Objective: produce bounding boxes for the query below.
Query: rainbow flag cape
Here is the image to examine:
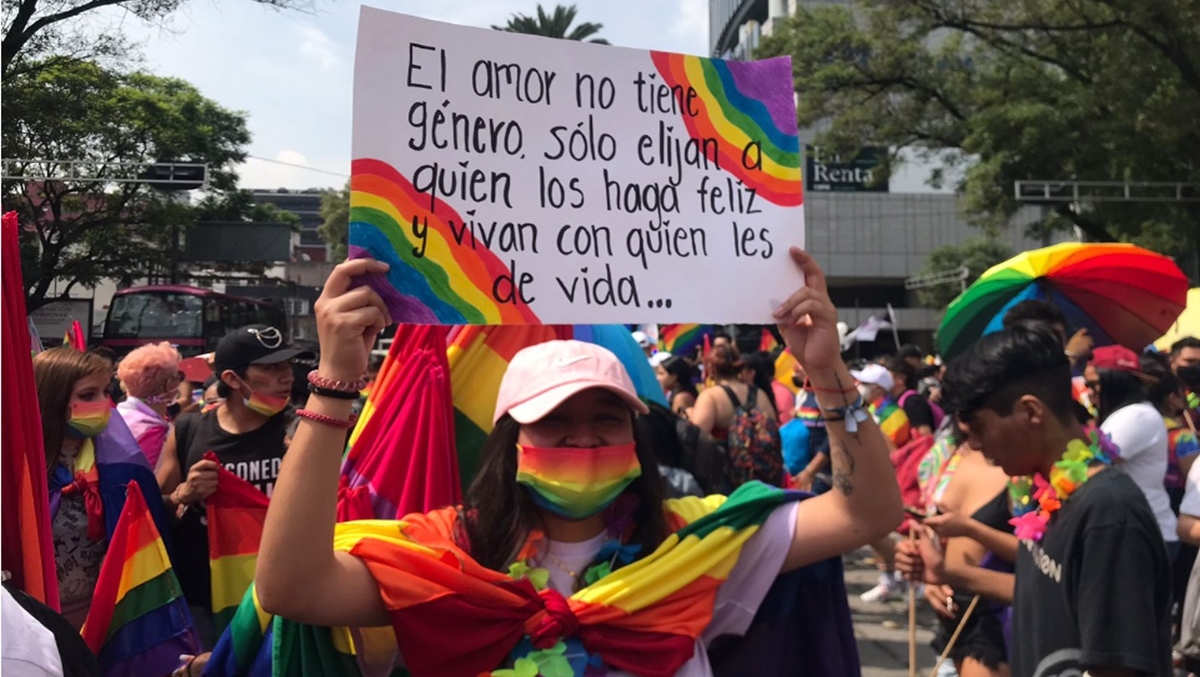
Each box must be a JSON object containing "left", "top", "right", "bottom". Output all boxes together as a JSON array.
[
  {"left": 207, "top": 455, "right": 269, "bottom": 634},
  {"left": 82, "top": 481, "right": 198, "bottom": 676},
  {"left": 658, "top": 324, "right": 711, "bottom": 358},
  {"left": 332, "top": 482, "right": 801, "bottom": 677},
  {"left": 871, "top": 396, "right": 911, "bottom": 448},
  {"left": 1, "top": 212, "right": 58, "bottom": 607}
]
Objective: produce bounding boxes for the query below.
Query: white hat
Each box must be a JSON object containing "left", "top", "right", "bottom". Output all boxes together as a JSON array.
[
  {"left": 631, "top": 331, "right": 652, "bottom": 348},
  {"left": 850, "top": 363, "right": 894, "bottom": 390},
  {"left": 649, "top": 351, "right": 673, "bottom": 368}
]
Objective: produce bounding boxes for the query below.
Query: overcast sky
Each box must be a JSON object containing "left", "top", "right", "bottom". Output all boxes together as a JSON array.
[{"left": 104, "top": 0, "right": 943, "bottom": 192}]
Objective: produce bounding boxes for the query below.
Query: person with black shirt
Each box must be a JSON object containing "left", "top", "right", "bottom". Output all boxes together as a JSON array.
[
  {"left": 156, "top": 325, "right": 313, "bottom": 654},
  {"left": 935, "top": 322, "right": 1171, "bottom": 677}
]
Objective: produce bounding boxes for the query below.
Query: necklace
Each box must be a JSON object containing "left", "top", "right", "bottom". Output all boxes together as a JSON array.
[
  {"left": 1008, "top": 426, "right": 1117, "bottom": 541},
  {"left": 539, "top": 552, "right": 579, "bottom": 582}
]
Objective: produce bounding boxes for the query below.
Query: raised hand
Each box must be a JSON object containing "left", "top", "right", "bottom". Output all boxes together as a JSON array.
[
  {"left": 312, "top": 259, "right": 393, "bottom": 382},
  {"left": 772, "top": 248, "right": 840, "bottom": 374}
]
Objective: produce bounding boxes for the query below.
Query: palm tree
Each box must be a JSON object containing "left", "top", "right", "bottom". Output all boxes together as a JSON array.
[{"left": 492, "top": 4, "right": 610, "bottom": 44}]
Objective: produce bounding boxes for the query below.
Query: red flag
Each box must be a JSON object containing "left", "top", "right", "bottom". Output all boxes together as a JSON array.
[{"left": 1, "top": 211, "right": 59, "bottom": 607}]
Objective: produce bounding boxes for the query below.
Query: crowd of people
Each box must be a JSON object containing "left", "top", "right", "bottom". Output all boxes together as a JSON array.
[{"left": 6, "top": 248, "right": 1199, "bottom": 677}]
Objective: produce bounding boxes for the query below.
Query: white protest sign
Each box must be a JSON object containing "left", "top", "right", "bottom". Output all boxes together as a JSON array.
[{"left": 350, "top": 7, "right": 804, "bottom": 325}]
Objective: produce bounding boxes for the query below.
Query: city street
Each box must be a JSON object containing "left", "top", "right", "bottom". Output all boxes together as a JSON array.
[{"left": 843, "top": 550, "right": 940, "bottom": 677}]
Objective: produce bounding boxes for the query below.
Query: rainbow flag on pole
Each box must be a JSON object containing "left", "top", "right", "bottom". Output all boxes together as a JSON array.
[
  {"left": 82, "top": 481, "right": 198, "bottom": 676},
  {"left": 207, "top": 454, "right": 269, "bottom": 634},
  {"left": 658, "top": 324, "right": 712, "bottom": 358}
]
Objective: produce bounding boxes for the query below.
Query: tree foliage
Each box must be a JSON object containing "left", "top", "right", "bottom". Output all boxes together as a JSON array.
[
  {"left": 492, "top": 4, "right": 609, "bottom": 44},
  {"left": 1, "top": 59, "right": 268, "bottom": 309},
  {"left": 318, "top": 180, "right": 349, "bottom": 260},
  {"left": 757, "top": 0, "right": 1200, "bottom": 271},
  {"left": 914, "top": 237, "right": 1013, "bottom": 309},
  {"left": 1, "top": 0, "right": 309, "bottom": 76}
]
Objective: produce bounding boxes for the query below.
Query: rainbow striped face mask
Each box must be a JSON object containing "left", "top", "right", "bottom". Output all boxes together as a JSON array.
[
  {"left": 66, "top": 400, "right": 111, "bottom": 438},
  {"left": 244, "top": 390, "right": 289, "bottom": 418},
  {"left": 515, "top": 443, "right": 642, "bottom": 519}
]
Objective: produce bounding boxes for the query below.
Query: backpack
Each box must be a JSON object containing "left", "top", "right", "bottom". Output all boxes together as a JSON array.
[
  {"left": 720, "top": 384, "right": 785, "bottom": 488},
  {"left": 899, "top": 390, "right": 946, "bottom": 430},
  {"left": 637, "top": 401, "right": 732, "bottom": 496}
]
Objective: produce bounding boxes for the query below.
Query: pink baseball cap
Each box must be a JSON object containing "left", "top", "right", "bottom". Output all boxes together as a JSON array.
[{"left": 494, "top": 340, "right": 650, "bottom": 424}]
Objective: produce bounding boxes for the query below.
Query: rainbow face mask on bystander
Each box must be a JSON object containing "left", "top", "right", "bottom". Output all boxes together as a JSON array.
[
  {"left": 515, "top": 443, "right": 643, "bottom": 519},
  {"left": 244, "top": 390, "right": 289, "bottom": 417},
  {"left": 66, "top": 400, "right": 112, "bottom": 438}
]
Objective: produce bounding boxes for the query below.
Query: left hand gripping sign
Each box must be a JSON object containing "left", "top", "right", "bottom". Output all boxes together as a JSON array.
[{"left": 349, "top": 7, "right": 805, "bottom": 325}]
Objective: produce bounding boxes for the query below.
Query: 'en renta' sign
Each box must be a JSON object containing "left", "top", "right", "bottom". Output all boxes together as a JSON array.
[{"left": 349, "top": 7, "right": 805, "bottom": 325}]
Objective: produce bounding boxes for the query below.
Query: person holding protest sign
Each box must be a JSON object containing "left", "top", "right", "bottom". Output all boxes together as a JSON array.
[{"left": 255, "top": 249, "right": 902, "bottom": 677}]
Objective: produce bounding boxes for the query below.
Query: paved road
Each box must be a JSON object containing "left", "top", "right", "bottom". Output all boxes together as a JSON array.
[{"left": 843, "top": 549, "right": 941, "bottom": 677}]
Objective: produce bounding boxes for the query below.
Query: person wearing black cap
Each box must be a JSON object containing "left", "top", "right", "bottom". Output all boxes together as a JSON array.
[{"left": 155, "top": 324, "right": 313, "bottom": 653}]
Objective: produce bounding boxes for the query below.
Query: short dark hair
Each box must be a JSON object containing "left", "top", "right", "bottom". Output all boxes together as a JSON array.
[
  {"left": 216, "top": 365, "right": 249, "bottom": 398},
  {"left": 1094, "top": 368, "right": 1147, "bottom": 423},
  {"left": 942, "top": 321, "right": 1074, "bottom": 422},
  {"left": 880, "top": 354, "right": 917, "bottom": 390},
  {"left": 1002, "top": 300, "right": 1066, "bottom": 330},
  {"left": 1171, "top": 337, "right": 1200, "bottom": 356},
  {"left": 898, "top": 344, "right": 923, "bottom": 360},
  {"left": 1140, "top": 352, "right": 1179, "bottom": 408}
]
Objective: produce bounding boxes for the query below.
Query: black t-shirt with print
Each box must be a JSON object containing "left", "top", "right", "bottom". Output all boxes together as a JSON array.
[
  {"left": 172, "top": 409, "right": 288, "bottom": 609},
  {"left": 1012, "top": 468, "right": 1171, "bottom": 677}
]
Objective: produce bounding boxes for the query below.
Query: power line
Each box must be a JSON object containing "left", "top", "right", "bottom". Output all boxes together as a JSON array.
[{"left": 245, "top": 155, "right": 349, "bottom": 178}]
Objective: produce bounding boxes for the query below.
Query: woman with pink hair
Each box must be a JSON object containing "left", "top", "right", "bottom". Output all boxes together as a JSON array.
[{"left": 115, "top": 342, "right": 183, "bottom": 467}]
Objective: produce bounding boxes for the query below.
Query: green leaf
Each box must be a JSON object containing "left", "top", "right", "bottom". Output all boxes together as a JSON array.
[{"left": 582, "top": 562, "right": 611, "bottom": 586}]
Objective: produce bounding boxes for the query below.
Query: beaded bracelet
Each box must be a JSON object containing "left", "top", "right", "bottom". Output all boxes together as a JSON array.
[
  {"left": 307, "top": 382, "right": 360, "bottom": 400},
  {"left": 296, "top": 409, "right": 357, "bottom": 429},
  {"left": 307, "top": 370, "right": 367, "bottom": 393}
]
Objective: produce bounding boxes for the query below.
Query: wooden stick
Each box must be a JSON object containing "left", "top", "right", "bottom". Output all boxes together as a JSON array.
[
  {"left": 927, "top": 595, "right": 981, "bottom": 677},
  {"left": 909, "top": 530, "right": 918, "bottom": 677}
]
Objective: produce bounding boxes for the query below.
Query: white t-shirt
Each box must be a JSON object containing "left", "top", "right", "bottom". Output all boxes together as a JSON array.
[
  {"left": 2, "top": 587, "right": 65, "bottom": 677},
  {"left": 531, "top": 501, "right": 799, "bottom": 677},
  {"left": 1102, "top": 402, "right": 1177, "bottom": 542},
  {"left": 1180, "top": 459, "right": 1200, "bottom": 518}
]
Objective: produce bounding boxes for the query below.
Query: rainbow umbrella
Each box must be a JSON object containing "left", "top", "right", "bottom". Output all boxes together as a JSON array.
[{"left": 937, "top": 242, "right": 1189, "bottom": 360}]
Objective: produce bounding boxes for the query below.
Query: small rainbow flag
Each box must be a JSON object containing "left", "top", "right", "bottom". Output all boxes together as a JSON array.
[
  {"left": 657, "top": 324, "right": 712, "bottom": 358},
  {"left": 871, "top": 397, "right": 912, "bottom": 448},
  {"left": 207, "top": 454, "right": 269, "bottom": 634},
  {"left": 62, "top": 320, "right": 86, "bottom": 351},
  {"left": 82, "top": 481, "right": 198, "bottom": 676}
]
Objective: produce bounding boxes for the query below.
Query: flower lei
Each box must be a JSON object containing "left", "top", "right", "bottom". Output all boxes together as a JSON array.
[
  {"left": 494, "top": 496, "right": 643, "bottom": 677},
  {"left": 1008, "top": 426, "right": 1118, "bottom": 541}
]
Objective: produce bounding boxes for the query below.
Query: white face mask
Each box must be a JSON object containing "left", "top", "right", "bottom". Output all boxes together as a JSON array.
[{"left": 857, "top": 384, "right": 875, "bottom": 403}]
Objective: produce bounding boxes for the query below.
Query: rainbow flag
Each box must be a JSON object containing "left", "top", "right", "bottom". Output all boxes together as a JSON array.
[
  {"left": 871, "top": 397, "right": 911, "bottom": 448},
  {"left": 331, "top": 482, "right": 800, "bottom": 676},
  {"left": 82, "top": 481, "right": 198, "bottom": 676},
  {"left": 1, "top": 212, "right": 58, "bottom": 607},
  {"left": 774, "top": 349, "right": 800, "bottom": 395},
  {"left": 658, "top": 324, "right": 711, "bottom": 358},
  {"left": 62, "top": 320, "right": 86, "bottom": 350},
  {"left": 207, "top": 454, "right": 269, "bottom": 634},
  {"left": 759, "top": 328, "right": 781, "bottom": 353}
]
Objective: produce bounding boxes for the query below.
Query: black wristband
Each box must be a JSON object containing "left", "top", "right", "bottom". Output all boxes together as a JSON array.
[{"left": 307, "top": 382, "right": 360, "bottom": 400}]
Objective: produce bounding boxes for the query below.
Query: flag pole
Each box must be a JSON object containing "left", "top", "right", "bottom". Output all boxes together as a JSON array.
[{"left": 887, "top": 304, "right": 902, "bottom": 352}]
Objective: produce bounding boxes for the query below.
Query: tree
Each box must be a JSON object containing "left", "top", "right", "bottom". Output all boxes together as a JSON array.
[
  {"left": 1, "top": 0, "right": 308, "bottom": 76},
  {"left": 318, "top": 180, "right": 349, "bottom": 260},
  {"left": 914, "top": 238, "right": 1013, "bottom": 309},
  {"left": 492, "top": 4, "right": 609, "bottom": 44},
  {"left": 757, "top": 0, "right": 1200, "bottom": 270},
  {"left": 1, "top": 59, "right": 264, "bottom": 309}
]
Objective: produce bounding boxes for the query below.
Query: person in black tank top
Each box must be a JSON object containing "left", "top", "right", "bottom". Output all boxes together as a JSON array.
[{"left": 157, "top": 325, "right": 311, "bottom": 654}]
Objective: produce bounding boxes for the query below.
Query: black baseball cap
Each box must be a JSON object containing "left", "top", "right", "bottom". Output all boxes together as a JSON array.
[{"left": 211, "top": 325, "right": 314, "bottom": 375}]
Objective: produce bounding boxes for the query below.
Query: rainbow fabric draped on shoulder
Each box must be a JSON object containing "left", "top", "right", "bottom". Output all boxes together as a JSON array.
[{"left": 331, "top": 481, "right": 800, "bottom": 677}]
